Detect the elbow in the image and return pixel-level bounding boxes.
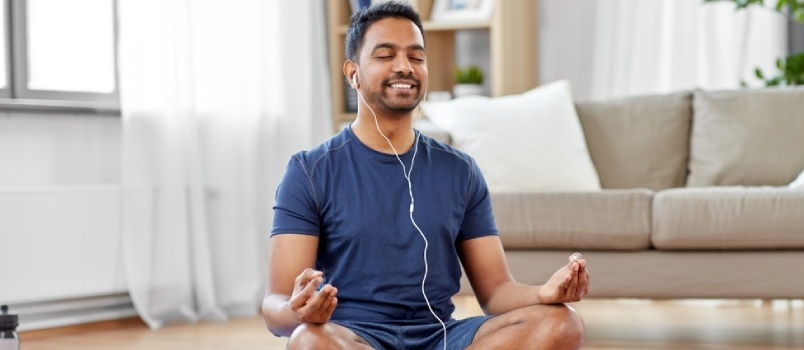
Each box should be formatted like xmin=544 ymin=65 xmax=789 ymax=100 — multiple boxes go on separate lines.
xmin=481 ymin=302 xmax=502 ymax=316
xmin=260 ymin=299 xmax=277 ymax=335
xmin=475 ymin=295 xmax=498 ymax=316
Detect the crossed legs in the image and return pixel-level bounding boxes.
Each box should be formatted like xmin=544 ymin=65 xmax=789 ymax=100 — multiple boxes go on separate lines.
xmin=468 ymin=304 xmax=584 ymax=349
xmin=287 ymin=322 xmax=374 ymax=350
xmin=286 ymin=303 xmax=583 ymax=350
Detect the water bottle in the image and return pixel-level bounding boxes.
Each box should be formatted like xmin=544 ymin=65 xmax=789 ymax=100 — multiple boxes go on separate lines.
xmin=0 ymin=305 xmax=19 ymax=350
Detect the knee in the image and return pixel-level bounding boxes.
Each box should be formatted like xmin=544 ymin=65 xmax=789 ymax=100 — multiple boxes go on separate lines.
xmin=287 ymin=323 xmax=337 ymax=350
xmin=544 ymin=304 xmax=585 ymax=349
xmin=523 ymin=304 xmax=585 ymax=349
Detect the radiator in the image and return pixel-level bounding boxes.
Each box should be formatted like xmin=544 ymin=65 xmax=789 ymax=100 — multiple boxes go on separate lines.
xmin=0 ymin=185 xmax=136 ymax=331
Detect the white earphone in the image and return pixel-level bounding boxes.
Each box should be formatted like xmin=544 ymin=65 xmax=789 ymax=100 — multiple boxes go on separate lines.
xmin=352 ymin=70 xmax=445 ymax=350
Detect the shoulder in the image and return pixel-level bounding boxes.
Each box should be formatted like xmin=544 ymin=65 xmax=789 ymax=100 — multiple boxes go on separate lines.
xmin=289 ymin=128 xmax=353 ymax=177
xmin=419 ymin=132 xmax=477 ymax=171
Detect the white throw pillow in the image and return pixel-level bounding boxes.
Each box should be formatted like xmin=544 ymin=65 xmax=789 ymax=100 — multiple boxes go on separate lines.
xmin=421 ymin=80 xmax=601 ymax=192
xmin=790 ymin=168 xmax=804 ymax=189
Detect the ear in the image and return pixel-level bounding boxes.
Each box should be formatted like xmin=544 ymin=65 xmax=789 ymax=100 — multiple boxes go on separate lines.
xmin=343 ymin=60 xmax=359 ymax=89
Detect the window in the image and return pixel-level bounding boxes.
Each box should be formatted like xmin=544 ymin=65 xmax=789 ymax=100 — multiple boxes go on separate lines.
xmin=2 ymin=0 xmax=118 ymax=106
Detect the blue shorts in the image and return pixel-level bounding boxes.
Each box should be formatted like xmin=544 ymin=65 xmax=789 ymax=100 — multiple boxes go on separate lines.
xmin=331 ymin=316 xmax=492 ymax=350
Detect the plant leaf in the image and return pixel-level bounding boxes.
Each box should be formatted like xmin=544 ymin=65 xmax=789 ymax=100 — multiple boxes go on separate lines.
xmin=795 ymin=8 xmax=804 ymax=21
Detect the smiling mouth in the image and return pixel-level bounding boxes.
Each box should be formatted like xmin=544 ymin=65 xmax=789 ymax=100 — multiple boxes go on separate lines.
xmin=388 ymin=83 xmax=416 ymax=91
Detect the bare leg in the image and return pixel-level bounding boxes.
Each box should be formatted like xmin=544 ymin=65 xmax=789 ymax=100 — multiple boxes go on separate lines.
xmin=287 ymin=322 xmax=375 ymax=350
xmin=467 ymin=304 xmax=584 ymax=350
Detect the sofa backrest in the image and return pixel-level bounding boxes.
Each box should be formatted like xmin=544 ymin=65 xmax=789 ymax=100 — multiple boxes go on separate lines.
xmin=687 ymin=88 xmax=804 ymax=187
xmin=575 ymin=91 xmax=692 ymax=191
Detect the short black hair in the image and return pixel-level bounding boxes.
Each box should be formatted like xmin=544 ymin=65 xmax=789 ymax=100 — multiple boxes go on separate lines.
xmin=344 ymin=1 xmax=424 ymax=62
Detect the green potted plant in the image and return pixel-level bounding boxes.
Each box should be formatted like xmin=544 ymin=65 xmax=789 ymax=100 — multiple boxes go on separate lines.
xmin=705 ymin=0 xmax=804 ymax=86
xmin=453 ymin=65 xmax=485 ymax=98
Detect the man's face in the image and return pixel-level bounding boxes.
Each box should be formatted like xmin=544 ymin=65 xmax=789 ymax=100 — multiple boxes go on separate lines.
xmin=356 ymin=17 xmax=428 ymax=115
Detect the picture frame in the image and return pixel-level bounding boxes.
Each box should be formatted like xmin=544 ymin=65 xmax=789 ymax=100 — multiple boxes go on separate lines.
xmin=430 ymin=0 xmax=494 ymax=23
xmin=359 ymin=0 xmax=418 ymax=13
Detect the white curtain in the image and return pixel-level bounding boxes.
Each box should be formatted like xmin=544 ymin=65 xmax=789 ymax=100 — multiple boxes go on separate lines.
xmin=591 ymin=0 xmax=788 ymax=100
xmin=118 ymin=0 xmax=331 ymax=329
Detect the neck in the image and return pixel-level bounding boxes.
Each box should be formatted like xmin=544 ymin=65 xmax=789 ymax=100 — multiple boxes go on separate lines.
xmin=352 ymin=108 xmax=416 ymax=155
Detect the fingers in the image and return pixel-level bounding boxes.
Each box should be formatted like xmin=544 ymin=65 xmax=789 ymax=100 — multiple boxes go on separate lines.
xmin=573 ymin=253 xmax=590 ymax=300
xmin=576 ymin=262 xmax=588 ymax=300
xmin=573 ymin=254 xmax=590 ymax=297
xmin=289 ymin=276 xmax=322 ymax=310
xmin=566 ymin=252 xmax=587 ymax=301
xmin=567 ymin=260 xmax=579 ymax=300
xmin=584 ymin=269 xmax=591 ymax=296
xmin=578 ymin=257 xmax=590 ymax=297
xmin=299 ymin=284 xmax=339 ymax=323
xmin=306 ymin=284 xmax=336 ymax=311
xmin=295 ymin=268 xmax=323 ymax=290
xmin=311 ymin=286 xmax=339 ymax=320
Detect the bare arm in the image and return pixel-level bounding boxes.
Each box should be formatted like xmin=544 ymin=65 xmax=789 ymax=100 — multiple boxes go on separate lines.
xmin=261 ymin=234 xmax=338 ymax=337
xmin=459 ymin=236 xmax=589 ymax=315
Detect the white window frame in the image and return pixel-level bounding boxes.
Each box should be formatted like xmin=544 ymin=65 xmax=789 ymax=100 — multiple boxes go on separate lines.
xmin=0 ymin=0 xmax=12 ymax=98
xmin=2 ymin=0 xmax=119 ymax=112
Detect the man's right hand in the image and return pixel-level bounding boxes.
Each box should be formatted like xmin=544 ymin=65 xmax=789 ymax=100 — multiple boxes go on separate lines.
xmin=288 ymin=268 xmax=338 ymax=324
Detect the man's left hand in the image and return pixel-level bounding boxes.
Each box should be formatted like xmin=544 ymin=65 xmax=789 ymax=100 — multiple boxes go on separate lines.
xmin=537 ymin=252 xmax=590 ymax=304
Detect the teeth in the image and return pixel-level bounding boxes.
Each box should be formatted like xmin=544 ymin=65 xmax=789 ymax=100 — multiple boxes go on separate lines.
xmin=390 ymin=84 xmax=412 ymax=89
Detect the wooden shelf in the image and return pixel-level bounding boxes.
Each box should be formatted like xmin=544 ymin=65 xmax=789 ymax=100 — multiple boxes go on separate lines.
xmin=327 ymin=0 xmax=538 ymax=133
xmin=337 ymin=20 xmax=491 ymax=34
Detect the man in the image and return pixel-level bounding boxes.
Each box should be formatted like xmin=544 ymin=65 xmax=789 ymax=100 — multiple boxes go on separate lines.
xmin=263 ymin=3 xmax=589 ymax=349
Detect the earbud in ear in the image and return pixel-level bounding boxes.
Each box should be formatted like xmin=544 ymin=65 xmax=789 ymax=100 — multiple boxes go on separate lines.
xmin=351 ymin=73 xmax=358 ymax=89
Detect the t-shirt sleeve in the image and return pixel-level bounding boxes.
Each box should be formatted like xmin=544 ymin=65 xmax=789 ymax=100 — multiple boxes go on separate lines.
xmin=457 ymin=158 xmax=499 ymax=241
xmin=271 ymin=155 xmax=321 ymax=237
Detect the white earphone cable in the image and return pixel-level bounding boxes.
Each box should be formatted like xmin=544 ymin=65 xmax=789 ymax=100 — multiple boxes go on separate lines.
xmin=357 ymin=87 xmax=447 ymax=350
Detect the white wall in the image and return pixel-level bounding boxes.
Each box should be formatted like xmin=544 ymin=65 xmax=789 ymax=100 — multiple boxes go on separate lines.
xmin=454 ymin=0 xmax=597 ymax=100
xmin=0 ymin=112 xmax=127 ymax=329
xmin=537 ymin=0 xmax=597 ymax=101
xmin=0 ymin=112 xmax=121 ymax=187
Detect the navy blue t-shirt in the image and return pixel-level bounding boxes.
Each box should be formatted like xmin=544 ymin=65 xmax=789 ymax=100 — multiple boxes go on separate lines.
xmin=272 ymin=126 xmax=498 ymax=324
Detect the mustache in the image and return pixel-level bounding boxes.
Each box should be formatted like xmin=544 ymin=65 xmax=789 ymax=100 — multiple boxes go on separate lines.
xmin=382 ymin=74 xmax=420 ymax=86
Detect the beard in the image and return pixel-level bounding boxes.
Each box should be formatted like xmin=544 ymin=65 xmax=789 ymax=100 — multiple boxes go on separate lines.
xmin=362 ymin=74 xmax=424 ymax=116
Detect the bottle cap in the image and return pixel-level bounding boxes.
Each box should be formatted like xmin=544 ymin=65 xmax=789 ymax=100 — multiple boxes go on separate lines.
xmin=0 ymin=305 xmax=18 ymax=329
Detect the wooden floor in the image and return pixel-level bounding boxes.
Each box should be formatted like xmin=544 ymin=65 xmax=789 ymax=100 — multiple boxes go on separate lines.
xmin=21 ymin=297 xmax=804 ymax=349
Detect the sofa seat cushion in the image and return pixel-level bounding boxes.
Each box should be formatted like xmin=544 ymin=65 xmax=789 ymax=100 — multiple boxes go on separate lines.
xmin=492 ymin=189 xmax=653 ymax=250
xmin=653 ymin=187 xmax=804 ymax=249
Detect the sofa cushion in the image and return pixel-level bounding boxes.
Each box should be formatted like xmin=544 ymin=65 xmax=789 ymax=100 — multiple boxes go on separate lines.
xmin=422 ymin=80 xmax=601 ymax=192
xmin=417 ymin=119 xmax=451 ymax=144
xmin=687 ymin=88 xmax=804 ymax=187
xmin=575 ymin=91 xmax=692 ymax=191
xmin=492 ymin=189 xmax=653 ymax=250
xmin=792 ymin=168 xmax=804 ymax=189
xmin=652 ymin=187 xmax=804 ymax=249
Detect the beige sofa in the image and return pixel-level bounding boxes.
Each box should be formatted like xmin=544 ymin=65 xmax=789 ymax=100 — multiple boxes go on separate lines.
xmin=442 ymin=88 xmax=804 ymax=299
